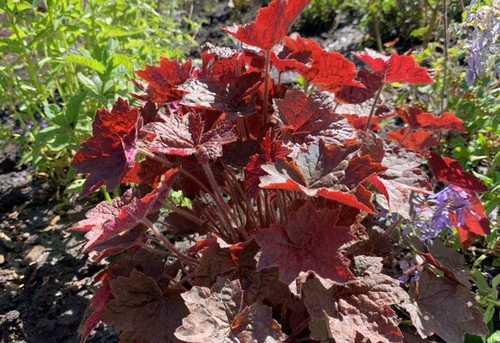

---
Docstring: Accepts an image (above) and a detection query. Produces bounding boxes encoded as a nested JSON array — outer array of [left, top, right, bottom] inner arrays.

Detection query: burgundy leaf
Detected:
[[368, 147, 431, 219], [103, 270, 188, 343], [180, 72, 262, 118], [175, 279, 286, 342], [336, 69, 383, 104], [72, 98, 140, 195], [245, 131, 290, 195], [136, 58, 192, 103], [274, 90, 354, 143], [141, 112, 237, 162], [75, 169, 178, 253], [402, 269, 488, 342], [79, 274, 112, 342], [303, 271, 409, 342], [254, 201, 357, 286], [259, 140, 381, 212]]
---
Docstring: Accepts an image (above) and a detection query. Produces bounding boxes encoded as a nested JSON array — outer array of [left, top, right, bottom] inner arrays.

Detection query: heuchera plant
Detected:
[[72, 1, 491, 342]]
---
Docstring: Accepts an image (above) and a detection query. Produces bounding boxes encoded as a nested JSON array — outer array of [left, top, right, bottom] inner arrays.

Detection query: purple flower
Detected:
[[431, 185, 471, 227], [412, 186, 473, 242], [465, 3, 500, 85], [398, 259, 423, 284]]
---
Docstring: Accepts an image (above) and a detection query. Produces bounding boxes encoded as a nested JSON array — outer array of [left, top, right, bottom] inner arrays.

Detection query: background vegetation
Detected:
[[0, 0, 198, 197]]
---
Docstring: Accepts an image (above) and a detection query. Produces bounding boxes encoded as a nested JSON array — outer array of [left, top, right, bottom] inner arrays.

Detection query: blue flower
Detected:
[[431, 185, 471, 226], [414, 186, 473, 242]]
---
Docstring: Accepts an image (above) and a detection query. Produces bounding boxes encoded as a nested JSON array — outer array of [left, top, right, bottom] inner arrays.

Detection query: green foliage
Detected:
[[298, 0, 339, 35], [0, 0, 197, 195], [472, 269, 500, 325]]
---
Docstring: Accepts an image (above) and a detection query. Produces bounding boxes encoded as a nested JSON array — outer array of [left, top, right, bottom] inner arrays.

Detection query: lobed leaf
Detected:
[[224, 0, 310, 51], [254, 201, 357, 287]]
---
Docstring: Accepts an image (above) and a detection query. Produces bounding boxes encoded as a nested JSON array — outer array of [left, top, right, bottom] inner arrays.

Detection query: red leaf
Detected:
[[355, 50, 388, 74], [385, 55, 433, 85], [122, 157, 170, 186], [93, 98, 140, 137], [74, 170, 178, 253], [387, 128, 439, 152], [396, 107, 464, 133], [136, 58, 192, 103], [245, 131, 290, 195], [307, 50, 363, 92], [344, 155, 386, 187], [457, 211, 490, 246], [72, 98, 140, 195], [449, 188, 490, 246], [254, 201, 356, 286], [387, 107, 465, 152], [416, 112, 465, 132], [318, 188, 375, 213], [259, 140, 382, 212], [271, 33, 322, 74], [79, 274, 112, 342], [141, 112, 237, 162], [357, 52, 433, 85], [224, 0, 310, 51], [275, 90, 343, 137], [275, 91, 356, 144], [344, 113, 383, 131], [428, 153, 487, 192]]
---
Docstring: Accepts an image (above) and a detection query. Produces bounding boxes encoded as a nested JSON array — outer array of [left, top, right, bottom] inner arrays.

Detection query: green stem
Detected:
[[101, 187, 112, 202], [440, 0, 449, 113]]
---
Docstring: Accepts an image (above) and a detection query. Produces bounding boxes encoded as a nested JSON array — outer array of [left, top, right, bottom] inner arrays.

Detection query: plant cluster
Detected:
[[72, 0, 492, 342], [0, 0, 197, 194]]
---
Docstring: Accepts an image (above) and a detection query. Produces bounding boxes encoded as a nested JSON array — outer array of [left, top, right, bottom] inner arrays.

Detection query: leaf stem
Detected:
[[365, 85, 384, 131], [164, 199, 205, 226], [201, 162, 238, 240], [141, 217, 198, 266], [139, 148, 215, 196], [262, 49, 272, 124]]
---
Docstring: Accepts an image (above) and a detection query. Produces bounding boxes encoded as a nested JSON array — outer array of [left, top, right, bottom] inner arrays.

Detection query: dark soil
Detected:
[[0, 139, 116, 342]]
